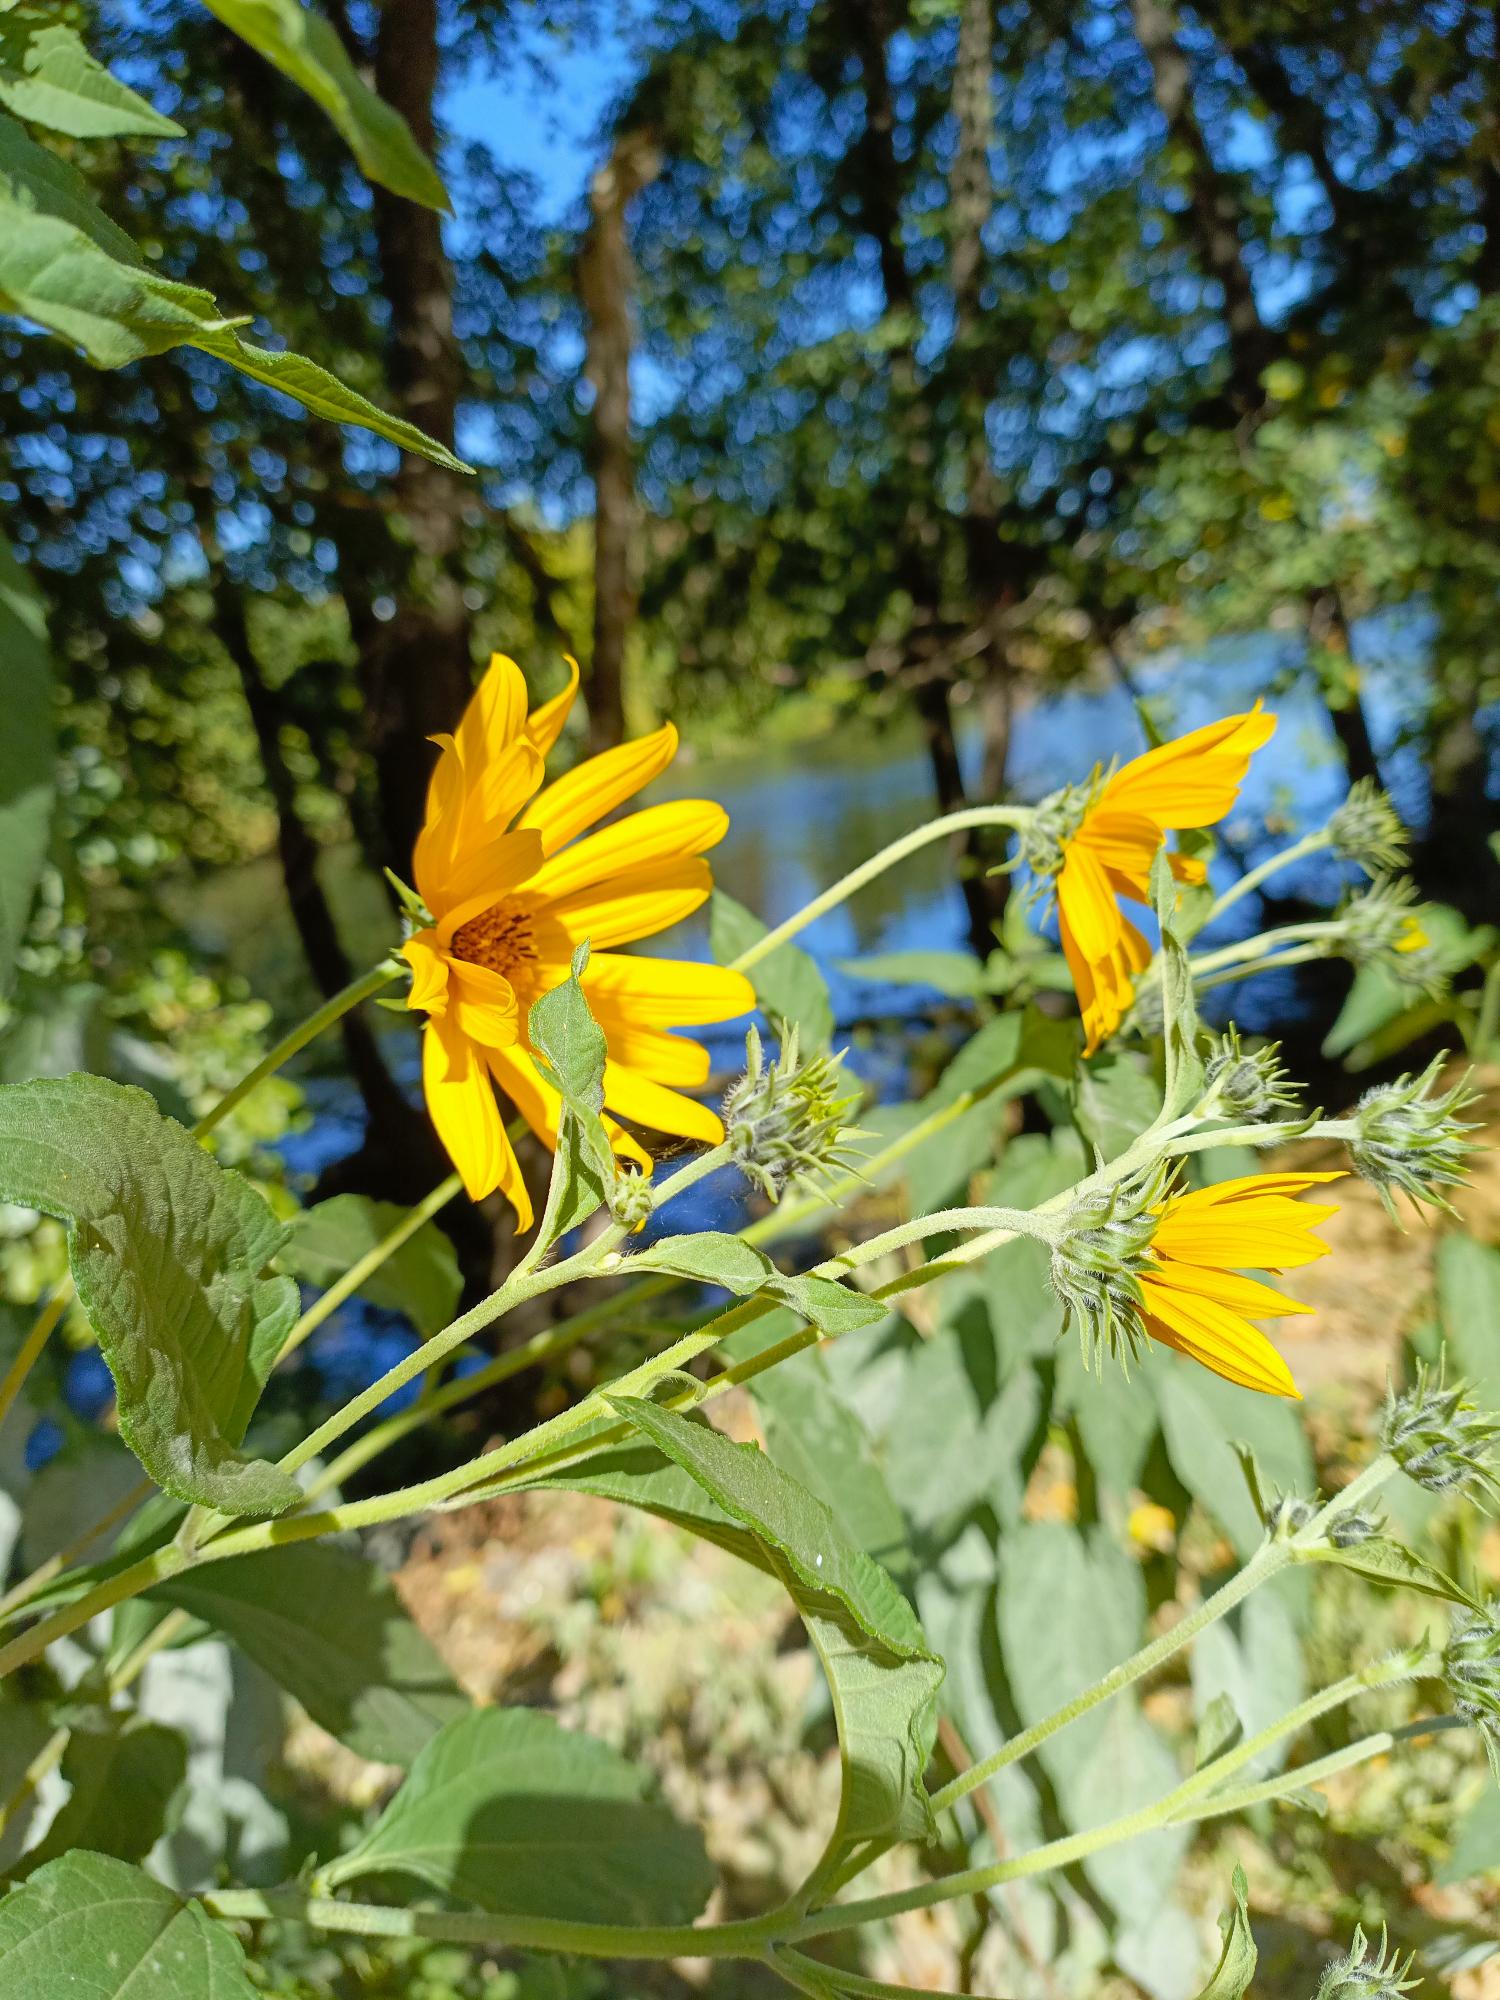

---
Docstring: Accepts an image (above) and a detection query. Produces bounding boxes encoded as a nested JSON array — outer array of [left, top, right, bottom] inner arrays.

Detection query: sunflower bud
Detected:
[[723, 1025, 865, 1200], [1381, 1361, 1500, 1501], [1348, 1057, 1479, 1218], [607, 1168, 655, 1234], [1338, 878, 1440, 990], [1017, 778, 1096, 880], [1313, 1925, 1418, 2000], [1327, 780, 1409, 876], [1202, 1029, 1301, 1123], [1049, 1168, 1162, 1373], [1444, 1603, 1500, 1778]]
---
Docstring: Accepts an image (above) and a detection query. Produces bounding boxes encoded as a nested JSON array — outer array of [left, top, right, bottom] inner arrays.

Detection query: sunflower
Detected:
[[1057, 708, 1276, 1052], [401, 655, 754, 1225], [1139, 1172, 1342, 1398]]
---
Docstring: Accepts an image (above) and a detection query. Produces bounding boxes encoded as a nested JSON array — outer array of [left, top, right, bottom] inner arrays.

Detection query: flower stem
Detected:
[[278, 1171, 461, 1363], [1205, 829, 1331, 926], [730, 806, 1030, 973]]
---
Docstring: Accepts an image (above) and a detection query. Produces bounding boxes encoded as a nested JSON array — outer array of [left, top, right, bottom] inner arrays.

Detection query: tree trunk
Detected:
[[1305, 589, 1380, 787], [360, 0, 475, 877], [580, 130, 660, 752]]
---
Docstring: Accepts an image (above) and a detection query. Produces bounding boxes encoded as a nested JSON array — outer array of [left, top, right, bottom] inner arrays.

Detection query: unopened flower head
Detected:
[[1337, 877, 1436, 988], [1313, 1924, 1418, 2000], [1349, 1057, 1479, 1219], [1444, 1602, 1500, 1779], [607, 1167, 655, 1234], [1018, 776, 1097, 882], [1381, 1360, 1500, 1502], [724, 1025, 865, 1199], [1203, 1028, 1302, 1123], [1327, 779, 1409, 876], [1049, 1167, 1161, 1373]]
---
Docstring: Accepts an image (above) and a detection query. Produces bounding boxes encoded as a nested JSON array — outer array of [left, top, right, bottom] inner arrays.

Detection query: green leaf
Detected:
[[18, 1715, 187, 1873], [1300, 1535, 1482, 1609], [321, 1707, 714, 1923], [281, 1193, 460, 1337], [1194, 1693, 1242, 1771], [0, 1852, 256, 1998], [200, 0, 448, 210], [0, 113, 466, 469], [0, 13, 183, 138], [529, 944, 619, 1236], [0, 1074, 299, 1514], [710, 889, 835, 1049], [608, 1397, 942, 1846], [1441, 1785, 1500, 1883], [751, 1348, 911, 1577], [629, 1232, 885, 1333], [0, 532, 53, 998], [1152, 847, 1204, 1116], [1071, 1049, 1162, 1161], [1155, 1363, 1313, 1560], [838, 949, 994, 999], [147, 1542, 467, 1765], [1195, 1866, 1257, 1998], [1437, 1235, 1500, 1413]]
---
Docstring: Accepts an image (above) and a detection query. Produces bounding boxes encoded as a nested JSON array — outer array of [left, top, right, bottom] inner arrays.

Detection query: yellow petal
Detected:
[[527, 800, 730, 903], [1153, 1176, 1341, 1271], [581, 953, 755, 1026], [546, 857, 713, 950], [602, 1059, 725, 1143], [401, 930, 450, 1017], [456, 654, 529, 769], [1057, 840, 1122, 965], [447, 962, 520, 1050], [423, 1016, 507, 1202], [518, 723, 679, 855], [1139, 1279, 1301, 1397], [593, 1018, 712, 1088], [1144, 1257, 1309, 1322], [430, 828, 543, 925], [523, 655, 580, 761], [1101, 707, 1275, 830], [487, 1042, 652, 1171]]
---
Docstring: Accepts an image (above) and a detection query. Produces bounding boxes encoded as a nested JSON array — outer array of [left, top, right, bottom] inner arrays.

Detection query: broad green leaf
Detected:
[[610, 1398, 942, 1846], [1194, 1692, 1242, 1770], [200, 0, 448, 210], [1071, 1048, 1162, 1161], [147, 1541, 467, 1765], [1300, 1535, 1482, 1609], [751, 1348, 911, 1578], [1195, 1866, 1257, 1998], [1441, 1785, 1500, 1883], [710, 889, 834, 1049], [282, 1192, 460, 1337], [839, 949, 994, 999], [0, 113, 465, 469], [529, 945, 618, 1240], [1437, 1235, 1500, 1413], [523, 1440, 766, 1568], [1191, 1581, 1303, 1776], [1154, 1363, 1313, 1560], [0, 13, 182, 138], [19, 1716, 187, 1872], [321, 1708, 714, 1923], [0, 533, 53, 997], [0, 1852, 256, 1998], [630, 1232, 886, 1334], [0, 1074, 299, 1514]]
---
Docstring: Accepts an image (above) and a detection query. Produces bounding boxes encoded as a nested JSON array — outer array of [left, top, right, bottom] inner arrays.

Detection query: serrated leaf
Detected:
[[281, 1192, 460, 1337], [146, 1541, 467, 1766], [321, 1708, 714, 1923], [18, 1715, 187, 1873], [0, 1074, 299, 1514], [0, 13, 183, 137], [710, 889, 834, 1049], [1195, 1866, 1257, 1998], [529, 944, 618, 1243], [201, 0, 447, 209], [0, 1852, 256, 1998], [629, 1232, 885, 1333], [0, 532, 52, 998], [608, 1398, 942, 1847], [0, 112, 465, 469]]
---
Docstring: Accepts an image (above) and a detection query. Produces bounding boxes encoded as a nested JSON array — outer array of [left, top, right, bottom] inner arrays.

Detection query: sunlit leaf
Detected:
[[0, 532, 52, 999], [711, 889, 834, 1049], [282, 1192, 460, 1337]]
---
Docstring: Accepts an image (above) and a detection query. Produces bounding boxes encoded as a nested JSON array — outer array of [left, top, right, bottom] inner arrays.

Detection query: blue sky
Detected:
[[441, 16, 639, 221]]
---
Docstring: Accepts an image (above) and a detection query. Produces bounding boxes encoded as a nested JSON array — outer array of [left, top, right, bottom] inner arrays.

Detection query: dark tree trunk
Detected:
[[580, 130, 660, 752], [359, 0, 475, 876], [1418, 713, 1500, 923], [1305, 589, 1380, 787]]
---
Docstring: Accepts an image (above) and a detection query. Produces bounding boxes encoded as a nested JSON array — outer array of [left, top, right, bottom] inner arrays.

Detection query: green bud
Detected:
[[1327, 779, 1409, 875], [1444, 1602, 1500, 1780], [1381, 1360, 1500, 1502], [607, 1168, 655, 1234], [1202, 1028, 1302, 1122], [1313, 1925, 1418, 2000], [723, 1025, 866, 1200], [1349, 1057, 1479, 1219], [1337, 877, 1442, 993], [1050, 1167, 1164, 1374]]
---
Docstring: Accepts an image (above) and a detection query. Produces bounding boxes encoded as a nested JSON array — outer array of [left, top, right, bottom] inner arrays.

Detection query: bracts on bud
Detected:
[[1049, 1167, 1166, 1374], [1313, 1924, 1418, 2000], [724, 1025, 866, 1200], [1381, 1360, 1500, 1502], [1349, 1058, 1479, 1219]]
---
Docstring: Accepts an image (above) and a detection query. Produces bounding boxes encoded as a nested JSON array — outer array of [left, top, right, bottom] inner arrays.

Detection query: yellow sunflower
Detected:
[[1139, 1172, 1342, 1398], [1057, 708, 1277, 1052], [401, 655, 754, 1225]]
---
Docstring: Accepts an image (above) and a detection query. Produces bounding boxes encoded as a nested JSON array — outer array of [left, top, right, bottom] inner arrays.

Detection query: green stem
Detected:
[[278, 1171, 462, 1363], [1191, 945, 1329, 996], [0, 1288, 70, 1434], [0, 1545, 184, 1682], [0, 1475, 152, 1627], [1187, 921, 1334, 980], [1205, 829, 1331, 925], [729, 807, 1030, 973]]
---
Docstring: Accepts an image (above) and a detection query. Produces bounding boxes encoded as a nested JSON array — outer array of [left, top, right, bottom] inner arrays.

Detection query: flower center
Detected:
[[451, 898, 537, 978]]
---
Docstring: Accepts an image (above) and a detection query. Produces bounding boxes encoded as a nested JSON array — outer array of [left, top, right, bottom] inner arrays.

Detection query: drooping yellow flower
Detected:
[[402, 655, 754, 1225], [1057, 708, 1277, 1052], [1139, 1172, 1342, 1398]]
